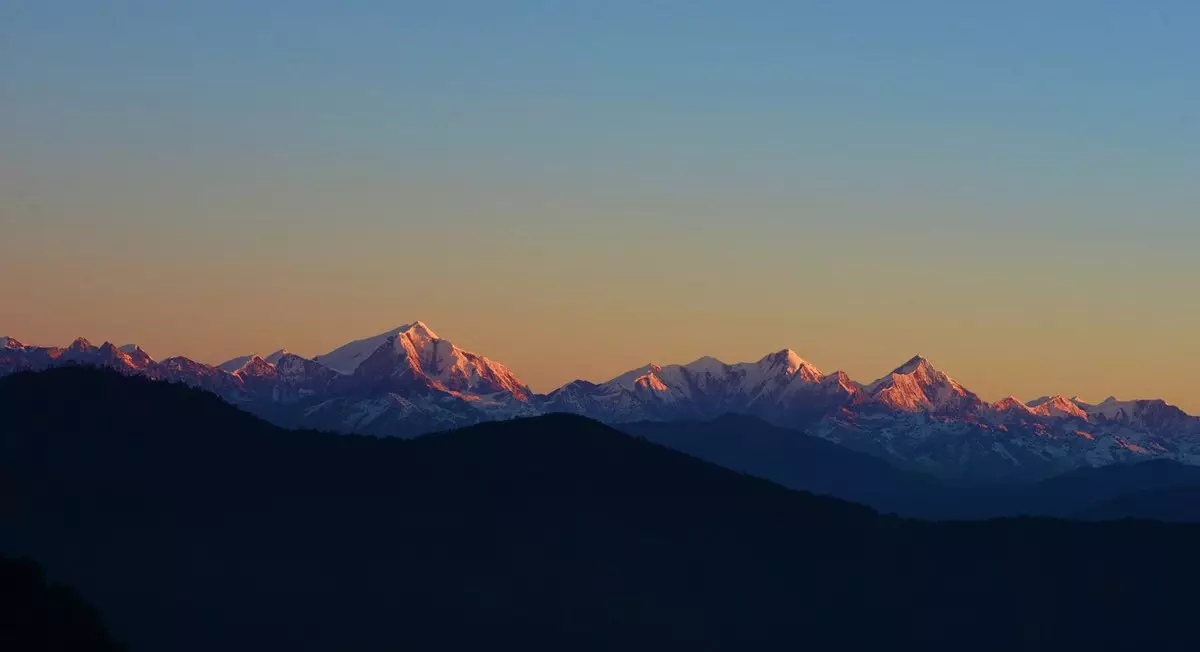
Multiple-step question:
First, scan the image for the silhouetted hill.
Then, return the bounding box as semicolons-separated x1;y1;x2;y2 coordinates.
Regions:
1080;485;1200;522
5;368;1200;651
618;414;948;515
620;415;1200;520
1026;459;1200;517
0;555;123;651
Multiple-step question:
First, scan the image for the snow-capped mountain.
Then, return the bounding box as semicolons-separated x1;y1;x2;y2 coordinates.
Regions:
351;321;532;400
313;326;412;374
1028;395;1090;420
118;344;156;369
0;322;537;439
299;322;538;436
2;326;1198;480
862;356;983;416
546;353;1200;481
218;349;290;372
540;349;855;424
807;360;1200;480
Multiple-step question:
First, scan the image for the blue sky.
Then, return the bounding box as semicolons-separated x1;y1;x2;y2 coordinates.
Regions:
2;1;1198;407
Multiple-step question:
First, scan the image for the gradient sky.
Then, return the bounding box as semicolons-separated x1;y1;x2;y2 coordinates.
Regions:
2;1;1198;410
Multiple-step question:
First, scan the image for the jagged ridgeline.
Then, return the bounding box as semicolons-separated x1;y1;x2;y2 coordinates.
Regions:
3;323;1198;481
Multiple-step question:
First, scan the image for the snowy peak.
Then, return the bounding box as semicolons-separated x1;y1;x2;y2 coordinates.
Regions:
867;355;980;414
891;354;933;376
1085;396;1194;429
819;370;859;396
118;344;155;364
218;355;256;373
1;336;24;349
314;325;414;374
403;320;440;342
231;355;284;385
1028;395;1089;420
756;349;823;382
66;337;96;354
274;351;328;373
564;348;854;425
1087;396;1143;419
356;326;532;401
682;356;728;377
992;396;1035;414
219;348;291;373
122;345;155;368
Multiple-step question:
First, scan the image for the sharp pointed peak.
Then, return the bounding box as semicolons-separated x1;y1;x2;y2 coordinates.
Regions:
993;395;1032;410
892;354;933;375
235;354;277;374
821;369;853;383
820;369;859;393
402;320;440;340
762;348;804;362
117;343;155;364
1034;394;1077;406
757;348;820;374
0;336;23;349
68;336;95;350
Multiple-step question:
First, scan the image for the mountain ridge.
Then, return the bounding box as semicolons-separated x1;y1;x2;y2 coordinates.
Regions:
2;321;1197;479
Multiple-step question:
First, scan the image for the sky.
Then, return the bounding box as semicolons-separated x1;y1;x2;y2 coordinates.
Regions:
1;1;1198;410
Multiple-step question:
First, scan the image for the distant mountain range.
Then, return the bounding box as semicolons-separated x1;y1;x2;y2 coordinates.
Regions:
3;322;1197;480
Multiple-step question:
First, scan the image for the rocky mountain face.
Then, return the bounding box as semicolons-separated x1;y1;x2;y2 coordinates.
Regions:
3;324;1198;480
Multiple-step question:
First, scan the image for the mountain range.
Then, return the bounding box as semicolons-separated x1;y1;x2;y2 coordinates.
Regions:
3;322;1197;480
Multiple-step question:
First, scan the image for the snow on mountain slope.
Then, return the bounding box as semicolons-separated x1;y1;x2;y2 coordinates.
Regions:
60;337;99;363
1086;397;1140;420
150;356;246;397
235;355;278;377
863;356;982;415
1082;396;1198;432
3;327;1200;479
0;323;535;437
541;348;852;425
218;349;289;372
351;322;532;401
1028;395;1090;420
118;344;156;368
218;355;255;372
313;326;413;374
991;396;1037;417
